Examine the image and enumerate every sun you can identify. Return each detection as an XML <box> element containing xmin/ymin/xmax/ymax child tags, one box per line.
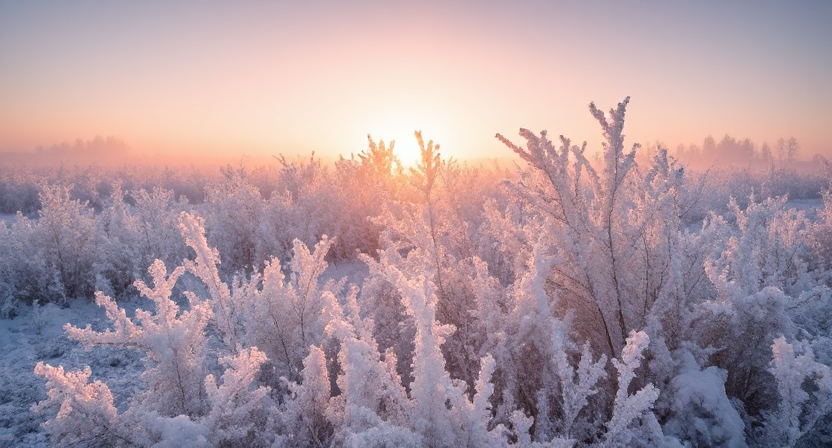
<box><xmin>368</xmin><ymin>128</ymin><xmax>452</xmax><ymax>170</ymax></box>
<box><xmin>393</xmin><ymin>133</ymin><xmax>424</xmax><ymax>168</ymax></box>
<box><xmin>368</xmin><ymin>129</ymin><xmax>422</xmax><ymax>169</ymax></box>
<box><xmin>361</xmin><ymin>105</ymin><xmax>455</xmax><ymax>168</ymax></box>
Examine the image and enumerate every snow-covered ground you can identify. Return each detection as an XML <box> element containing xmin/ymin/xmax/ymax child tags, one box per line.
<box><xmin>0</xmin><ymin>300</ymin><xmax>151</xmax><ymax>447</ymax></box>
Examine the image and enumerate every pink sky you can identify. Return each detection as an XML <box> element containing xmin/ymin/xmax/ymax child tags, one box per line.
<box><xmin>1</xmin><ymin>1</ymin><xmax>830</xmax><ymax>164</ymax></box>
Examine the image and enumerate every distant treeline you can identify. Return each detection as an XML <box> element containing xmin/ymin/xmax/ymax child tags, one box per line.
<box><xmin>668</xmin><ymin>134</ymin><xmax>817</xmax><ymax>169</ymax></box>
<box><xmin>0</xmin><ymin>136</ymin><xmax>130</xmax><ymax>166</ymax></box>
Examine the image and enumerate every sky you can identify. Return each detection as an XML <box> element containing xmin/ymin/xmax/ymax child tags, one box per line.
<box><xmin>1</xmin><ymin>1</ymin><xmax>831</xmax><ymax>164</ymax></box>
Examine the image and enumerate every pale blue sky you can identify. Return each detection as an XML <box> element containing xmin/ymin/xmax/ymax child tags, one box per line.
<box><xmin>1</xmin><ymin>1</ymin><xmax>830</xmax><ymax>162</ymax></box>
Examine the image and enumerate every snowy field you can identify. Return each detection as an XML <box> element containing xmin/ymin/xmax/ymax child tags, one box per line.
<box><xmin>1</xmin><ymin>301</ymin><xmax>143</xmax><ymax>447</ymax></box>
<box><xmin>1</xmin><ymin>186</ymin><xmax>829</xmax><ymax>447</ymax></box>
<box><xmin>2</xmin><ymin>113</ymin><xmax>832</xmax><ymax>446</ymax></box>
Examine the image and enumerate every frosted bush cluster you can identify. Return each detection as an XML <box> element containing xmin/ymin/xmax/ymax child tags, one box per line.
<box><xmin>2</xmin><ymin>98</ymin><xmax>831</xmax><ymax>446</ymax></box>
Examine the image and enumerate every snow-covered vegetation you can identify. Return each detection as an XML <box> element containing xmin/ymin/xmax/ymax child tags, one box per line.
<box><xmin>2</xmin><ymin>98</ymin><xmax>832</xmax><ymax>447</ymax></box>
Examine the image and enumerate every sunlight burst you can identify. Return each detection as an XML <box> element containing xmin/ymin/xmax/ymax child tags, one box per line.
<box><xmin>369</xmin><ymin>128</ymin><xmax>422</xmax><ymax>168</ymax></box>
<box><xmin>364</xmin><ymin>109</ymin><xmax>451</xmax><ymax>168</ymax></box>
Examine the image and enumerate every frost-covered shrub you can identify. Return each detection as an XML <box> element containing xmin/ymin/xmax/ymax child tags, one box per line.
<box><xmin>264</xmin><ymin>154</ymin><xmax>338</xmax><ymax>261</ymax></box>
<box><xmin>496</xmin><ymin>97</ymin><xmax>692</xmax><ymax>361</ymax></box>
<box><xmin>36</xmin><ymin>213</ymin><xmax>279</xmax><ymax>446</ymax></box>
<box><xmin>761</xmin><ymin>167</ymin><xmax>825</xmax><ymax>200</ymax></box>
<box><xmin>494</xmin><ymin>98</ymin><xmax>832</xmax><ymax>444</ymax></box>
<box><xmin>357</xmin><ymin>254</ymin><xmax>417</xmax><ymax>392</ymax></box>
<box><xmin>473</xmin><ymin>198</ymin><xmax>529</xmax><ymax>287</ymax></box>
<box><xmin>758</xmin><ymin>337</ymin><xmax>832</xmax><ymax>447</ymax></box>
<box><xmin>323</xmin><ymin>292</ymin><xmax>415</xmax><ymax>445</ymax></box>
<box><xmin>705</xmin><ymin>196</ymin><xmax>813</xmax><ymax>297</ymax></box>
<box><xmin>94</xmin><ymin>182</ymin><xmax>142</xmax><ymax>298</ymax></box>
<box><xmin>692</xmin><ymin>195</ymin><xmax>826</xmax><ymax>420</ymax></box>
<box><xmin>807</xmin><ymin>190</ymin><xmax>832</xmax><ymax>272</ymax></box>
<box><xmin>329</xmin><ymin>136</ymin><xmax>401</xmax><ymax>260</ymax></box>
<box><xmin>38</xmin><ymin>183</ymin><xmax>99</xmax><ymax>301</ymax></box>
<box><xmin>129</xmin><ymin>186</ymin><xmax>190</xmax><ymax>274</ymax></box>
<box><xmin>0</xmin><ymin>221</ymin><xmax>20</xmax><ymax>317</ymax></box>
<box><xmin>365</xmin><ymin>134</ymin><xmax>666</xmax><ymax>445</ymax></box>
<box><xmin>203</xmin><ymin>167</ymin><xmax>265</xmax><ymax>276</ymax></box>
<box><xmin>2</xmin><ymin>184</ymin><xmax>99</xmax><ymax>305</ymax></box>
<box><xmin>376</xmin><ymin>133</ymin><xmax>511</xmax><ymax>392</ymax></box>
<box><xmin>65</xmin><ymin>259</ymin><xmax>212</xmax><ymax>417</ymax></box>
<box><xmin>321</xmin><ymin>238</ymin><xmax>508</xmax><ymax>447</ymax></box>
<box><xmin>32</xmin><ymin>363</ymin><xmax>123</xmax><ymax>448</ymax></box>
<box><xmin>692</xmin><ymin>286</ymin><xmax>792</xmax><ymax>418</ymax></box>
<box><xmin>238</xmin><ymin>235</ymin><xmax>339</xmax><ymax>385</ymax></box>
<box><xmin>0</xmin><ymin>214</ymin><xmax>57</xmax><ymax>310</ymax></box>
<box><xmin>203</xmin><ymin>347</ymin><xmax>272</xmax><ymax>447</ymax></box>
<box><xmin>0</xmin><ymin>165</ymin><xmax>41</xmax><ymax>215</ymax></box>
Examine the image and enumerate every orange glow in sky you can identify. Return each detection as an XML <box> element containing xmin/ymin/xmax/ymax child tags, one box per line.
<box><xmin>1</xmin><ymin>1</ymin><xmax>830</xmax><ymax>163</ymax></box>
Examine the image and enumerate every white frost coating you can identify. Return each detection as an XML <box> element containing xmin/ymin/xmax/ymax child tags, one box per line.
<box><xmin>284</xmin><ymin>345</ymin><xmax>333</xmax><ymax>448</ymax></box>
<box><xmin>203</xmin><ymin>347</ymin><xmax>270</xmax><ymax>447</ymax></box>
<box><xmin>602</xmin><ymin>331</ymin><xmax>660</xmax><ymax>447</ymax></box>
<box><xmin>179</xmin><ymin>212</ymin><xmax>240</xmax><ymax>350</ymax></box>
<box><xmin>385</xmin><ymin>265</ymin><xmax>458</xmax><ymax>447</ymax></box>
<box><xmin>64</xmin><ymin>259</ymin><xmax>211</xmax><ymax>417</ymax></box>
<box><xmin>662</xmin><ymin>351</ymin><xmax>747</xmax><ymax>447</ymax></box>
<box><xmin>33</xmin><ymin>363</ymin><xmax>121</xmax><ymax>447</ymax></box>
<box><xmin>765</xmin><ymin>337</ymin><xmax>832</xmax><ymax>447</ymax></box>
<box><xmin>149</xmin><ymin>415</ymin><xmax>209</xmax><ymax>448</ymax></box>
